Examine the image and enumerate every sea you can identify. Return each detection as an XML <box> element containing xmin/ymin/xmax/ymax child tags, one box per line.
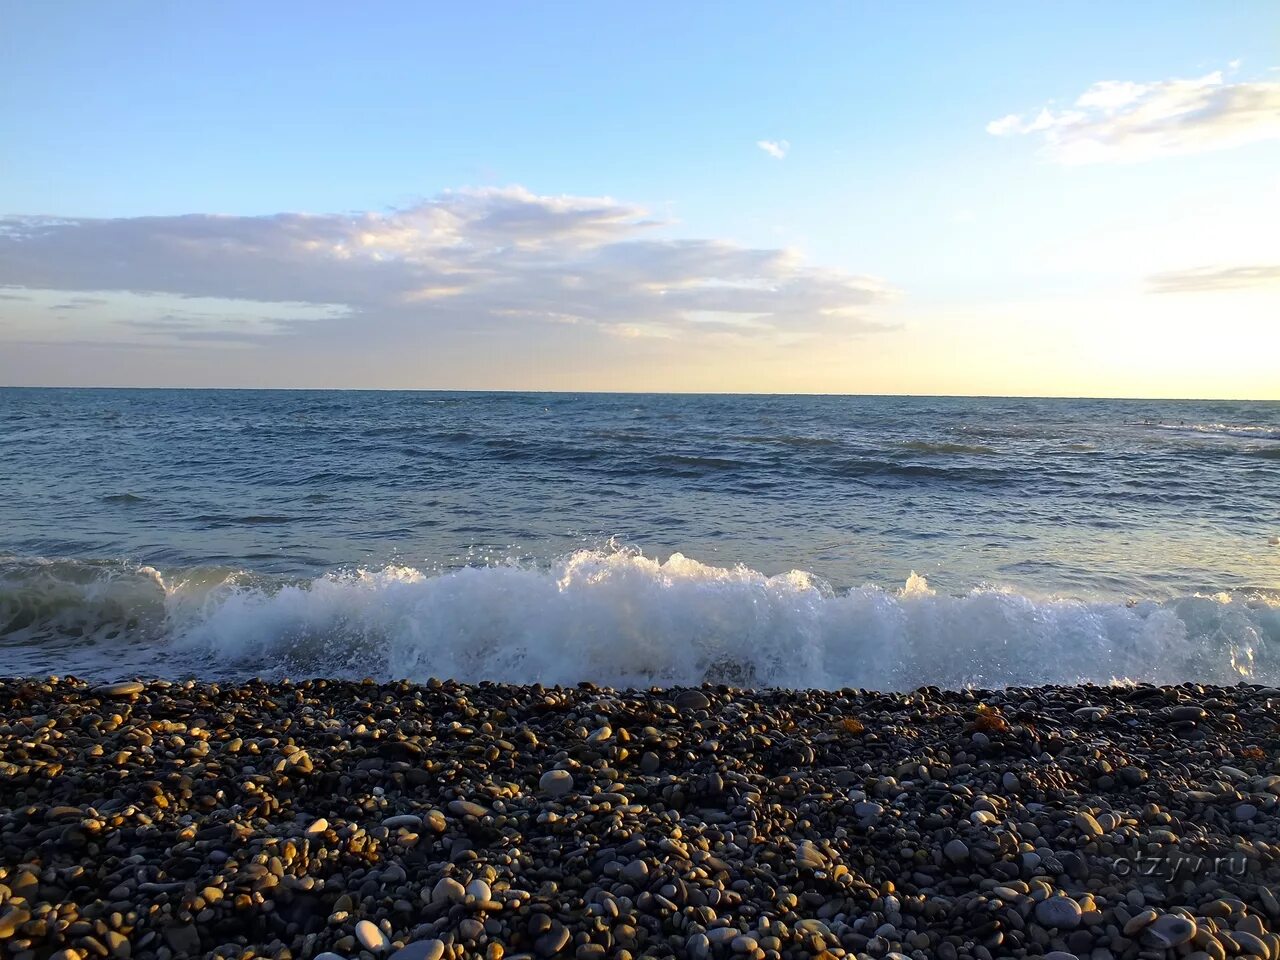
<box><xmin>2</xmin><ymin>388</ymin><xmax>1278</xmax><ymax>689</ymax></box>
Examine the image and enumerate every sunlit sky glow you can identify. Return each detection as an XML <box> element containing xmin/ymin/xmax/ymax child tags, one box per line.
<box><xmin>1</xmin><ymin>2</ymin><xmax>1278</xmax><ymax>397</ymax></box>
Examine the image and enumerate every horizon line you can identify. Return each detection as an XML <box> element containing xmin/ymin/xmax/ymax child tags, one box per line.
<box><xmin>2</xmin><ymin>384</ymin><xmax>1277</xmax><ymax>403</ymax></box>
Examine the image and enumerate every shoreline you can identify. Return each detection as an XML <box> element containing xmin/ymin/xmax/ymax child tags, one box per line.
<box><xmin>2</xmin><ymin>678</ymin><xmax>1279</xmax><ymax>960</ymax></box>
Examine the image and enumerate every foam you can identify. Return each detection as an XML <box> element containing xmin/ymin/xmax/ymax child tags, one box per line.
<box><xmin>1146</xmin><ymin>422</ymin><xmax>1280</xmax><ymax>442</ymax></box>
<box><xmin>173</xmin><ymin>550</ymin><xmax>1279</xmax><ymax>689</ymax></box>
<box><xmin>4</xmin><ymin>550</ymin><xmax>1278</xmax><ymax>688</ymax></box>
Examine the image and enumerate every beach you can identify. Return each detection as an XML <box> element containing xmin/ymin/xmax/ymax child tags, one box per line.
<box><xmin>5</xmin><ymin>4</ymin><xmax>1278</xmax><ymax>957</ymax></box>
<box><xmin>3</xmin><ymin>677</ymin><xmax>1279</xmax><ymax>960</ymax></box>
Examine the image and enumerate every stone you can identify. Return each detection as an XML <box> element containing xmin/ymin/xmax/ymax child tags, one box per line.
<box><xmin>382</xmin><ymin>814</ymin><xmax>423</xmax><ymax>829</ymax></box>
<box><xmin>535</xmin><ymin>926</ymin><xmax>571</xmax><ymax>957</ymax></box>
<box><xmin>854</xmin><ymin>800</ymin><xmax>884</xmax><ymax>821</ymax></box>
<box><xmin>1074</xmin><ymin>812</ymin><xmax>1104</xmax><ymax>838</ymax></box>
<box><xmin>0</xmin><ymin>908</ymin><xmax>31</xmax><ymax>938</ymax></box>
<box><xmin>432</xmin><ymin>877</ymin><xmax>466</xmax><ymax>904</ymax></box>
<box><xmin>795</xmin><ymin>840</ymin><xmax>828</xmax><ymax>870</ymax></box>
<box><xmin>674</xmin><ymin>690</ymin><xmax>711</xmax><ymax>710</ymax></box>
<box><xmin>8</xmin><ymin>674</ymin><xmax>1280</xmax><ymax>960</ymax></box>
<box><xmin>356</xmin><ymin>920</ymin><xmax>389</xmax><ymax>953</ymax></box>
<box><xmin>539</xmin><ymin>769</ymin><xmax>574</xmax><ymax>797</ymax></box>
<box><xmin>1141</xmin><ymin>916</ymin><xmax>1196</xmax><ymax>949</ymax></box>
<box><xmin>944</xmin><ymin>838</ymin><xmax>969</xmax><ymax>862</ymax></box>
<box><xmin>621</xmin><ymin>859</ymin><xmax>650</xmax><ymax>884</ymax></box>
<box><xmin>163</xmin><ymin>925</ymin><xmax>201</xmax><ymax>955</ymax></box>
<box><xmin>93</xmin><ymin>681</ymin><xmax>144</xmax><ymax>697</ymax></box>
<box><xmin>1226</xmin><ymin>930</ymin><xmax>1268</xmax><ymax>958</ymax></box>
<box><xmin>1123</xmin><ymin>909</ymin><xmax>1156</xmax><ymax>935</ymax></box>
<box><xmin>1035</xmin><ymin>897</ymin><xmax>1083</xmax><ymax>930</ymax></box>
<box><xmin>103</xmin><ymin>931</ymin><xmax>130</xmax><ymax>959</ymax></box>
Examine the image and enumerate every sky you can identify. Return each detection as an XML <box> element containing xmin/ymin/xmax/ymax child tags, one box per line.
<box><xmin>1</xmin><ymin>2</ymin><xmax>1278</xmax><ymax>397</ymax></box>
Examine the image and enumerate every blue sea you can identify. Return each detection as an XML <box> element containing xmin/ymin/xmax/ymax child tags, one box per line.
<box><xmin>2</xmin><ymin>388</ymin><xmax>1278</xmax><ymax>688</ymax></box>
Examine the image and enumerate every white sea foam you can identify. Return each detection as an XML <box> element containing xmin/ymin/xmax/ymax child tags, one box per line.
<box><xmin>1146</xmin><ymin>422</ymin><xmax>1280</xmax><ymax>442</ymax></box>
<box><xmin>4</xmin><ymin>550</ymin><xmax>1278</xmax><ymax>688</ymax></box>
<box><xmin>167</xmin><ymin>550</ymin><xmax>1280</xmax><ymax>689</ymax></box>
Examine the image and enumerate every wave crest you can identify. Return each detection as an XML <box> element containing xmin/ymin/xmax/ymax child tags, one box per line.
<box><xmin>6</xmin><ymin>550</ymin><xmax>1276</xmax><ymax>689</ymax></box>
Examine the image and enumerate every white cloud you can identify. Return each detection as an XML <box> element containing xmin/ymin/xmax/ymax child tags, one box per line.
<box><xmin>756</xmin><ymin>139</ymin><xmax>790</xmax><ymax>159</ymax></box>
<box><xmin>0</xmin><ymin>186</ymin><xmax>893</xmax><ymax>367</ymax></box>
<box><xmin>984</xmin><ymin>114</ymin><xmax>1024</xmax><ymax>137</ymax></box>
<box><xmin>987</xmin><ymin>68</ymin><xmax>1280</xmax><ymax>163</ymax></box>
<box><xmin>1147</xmin><ymin>264</ymin><xmax>1280</xmax><ymax>294</ymax></box>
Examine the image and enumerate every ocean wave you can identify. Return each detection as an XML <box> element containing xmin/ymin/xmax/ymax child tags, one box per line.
<box><xmin>2</xmin><ymin>551</ymin><xmax>1278</xmax><ymax>689</ymax></box>
<box><xmin>898</xmin><ymin>440</ymin><xmax>997</xmax><ymax>456</ymax></box>
<box><xmin>1144</xmin><ymin>422</ymin><xmax>1280</xmax><ymax>442</ymax></box>
<box><xmin>731</xmin><ymin>434</ymin><xmax>842</xmax><ymax>448</ymax></box>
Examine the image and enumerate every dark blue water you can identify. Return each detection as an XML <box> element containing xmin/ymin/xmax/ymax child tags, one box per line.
<box><xmin>1</xmin><ymin>388</ymin><xmax>1278</xmax><ymax>686</ymax></box>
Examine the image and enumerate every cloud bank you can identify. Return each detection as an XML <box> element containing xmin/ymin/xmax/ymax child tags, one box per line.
<box><xmin>987</xmin><ymin>69</ymin><xmax>1280</xmax><ymax>163</ymax></box>
<box><xmin>0</xmin><ymin>187</ymin><xmax>890</xmax><ymax>346</ymax></box>
<box><xmin>1147</xmin><ymin>264</ymin><xmax>1280</xmax><ymax>294</ymax></box>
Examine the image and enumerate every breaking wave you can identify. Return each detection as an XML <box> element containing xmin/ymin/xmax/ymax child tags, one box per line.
<box><xmin>2</xmin><ymin>551</ymin><xmax>1279</xmax><ymax>689</ymax></box>
<box><xmin>1145</xmin><ymin>422</ymin><xmax>1280</xmax><ymax>442</ymax></box>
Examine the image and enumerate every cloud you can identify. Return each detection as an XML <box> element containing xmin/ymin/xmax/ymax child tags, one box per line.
<box><xmin>1147</xmin><ymin>264</ymin><xmax>1280</xmax><ymax>294</ymax></box>
<box><xmin>756</xmin><ymin>139</ymin><xmax>790</xmax><ymax>159</ymax></box>
<box><xmin>52</xmin><ymin>296</ymin><xmax>110</xmax><ymax>311</ymax></box>
<box><xmin>0</xmin><ymin>187</ymin><xmax>893</xmax><ymax>369</ymax></box>
<box><xmin>987</xmin><ymin>69</ymin><xmax>1280</xmax><ymax>163</ymax></box>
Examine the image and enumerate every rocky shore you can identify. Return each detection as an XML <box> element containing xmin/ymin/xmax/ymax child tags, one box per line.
<box><xmin>2</xmin><ymin>678</ymin><xmax>1280</xmax><ymax>960</ymax></box>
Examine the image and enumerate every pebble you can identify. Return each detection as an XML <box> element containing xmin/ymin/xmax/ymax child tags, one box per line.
<box><xmin>943</xmin><ymin>838</ymin><xmax>969</xmax><ymax>862</ymax></box>
<box><xmin>674</xmin><ymin>689</ymin><xmax>711</xmax><ymax>710</ymax></box>
<box><xmin>1143</xmin><ymin>914</ymin><xmax>1197</xmax><ymax>947</ymax></box>
<box><xmin>382</xmin><ymin>814</ymin><xmax>422</xmax><ymax>829</ymax></box>
<box><xmin>795</xmin><ymin>839</ymin><xmax>828</xmax><ymax>870</ymax></box>
<box><xmin>432</xmin><ymin>877</ymin><xmax>466</xmax><ymax>904</ymax></box>
<box><xmin>356</xmin><ymin>920</ymin><xmax>389</xmax><ymax>953</ymax></box>
<box><xmin>1074</xmin><ymin>811</ymin><xmax>1104</xmax><ymax>837</ymax></box>
<box><xmin>447</xmin><ymin>799</ymin><xmax>489</xmax><ymax>818</ymax></box>
<box><xmin>1036</xmin><ymin>896</ymin><xmax>1084</xmax><ymax>930</ymax></box>
<box><xmin>620</xmin><ymin>859</ymin><xmax>649</xmax><ymax>884</ymax></box>
<box><xmin>4</xmin><ymin>677</ymin><xmax>1280</xmax><ymax>960</ymax></box>
<box><xmin>539</xmin><ymin>768</ymin><xmax>574</xmax><ymax>796</ymax></box>
<box><xmin>92</xmin><ymin>680</ymin><xmax>144</xmax><ymax>697</ymax></box>
<box><xmin>535</xmin><ymin>926</ymin><xmax>571</xmax><ymax>957</ymax></box>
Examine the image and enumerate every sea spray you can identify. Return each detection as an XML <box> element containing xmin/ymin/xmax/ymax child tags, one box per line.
<box><xmin>4</xmin><ymin>550</ymin><xmax>1276</xmax><ymax>687</ymax></box>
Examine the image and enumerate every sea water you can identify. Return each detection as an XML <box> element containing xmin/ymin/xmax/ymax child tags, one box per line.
<box><xmin>1</xmin><ymin>388</ymin><xmax>1277</xmax><ymax>687</ymax></box>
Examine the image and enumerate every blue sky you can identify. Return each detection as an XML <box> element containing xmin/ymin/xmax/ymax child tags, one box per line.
<box><xmin>2</xmin><ymin>1</ymin><xmax>1278</xmax><ymax>396</ymax></box>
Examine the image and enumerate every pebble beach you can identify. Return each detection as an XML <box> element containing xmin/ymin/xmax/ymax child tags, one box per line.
<box><xmin>3</xmin><ymin>679</ymin><xmax>1280</xmax><ymax>960</ymax></box>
